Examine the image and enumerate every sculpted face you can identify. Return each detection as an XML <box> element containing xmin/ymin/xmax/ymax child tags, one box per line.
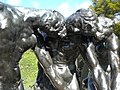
<box><xmin>95</xmin><ymin>16</ymin><xmax>113</xmax><ymax>40</ymax></box>
<box><xmin>78</xmin><ymin>9</ymin><xmax>98</xmax><ymax>35</ymax></box>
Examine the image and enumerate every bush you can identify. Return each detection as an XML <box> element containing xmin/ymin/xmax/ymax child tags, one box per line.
<box><xmin>114</xmin><ymin>22</ymin><xmax>120</xmax><ymax>39</ymax></box>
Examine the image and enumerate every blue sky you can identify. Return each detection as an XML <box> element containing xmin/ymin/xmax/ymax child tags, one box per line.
<box><xmin>0</xmin><ymin>0</ymin><xmax>92</xmax><ymax>17</ymax></box>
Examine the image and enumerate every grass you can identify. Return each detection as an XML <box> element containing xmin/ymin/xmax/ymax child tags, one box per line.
<box><xmin>20</xmin><ymin>49</ymin><xmax>38</xmax><ymax>90</ymax></box>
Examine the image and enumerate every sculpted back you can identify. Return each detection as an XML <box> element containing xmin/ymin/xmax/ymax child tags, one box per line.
<box><xmin>0</xmin><ymin>2</ymin><xmax>36</xmax><ymax>89</ymax></box>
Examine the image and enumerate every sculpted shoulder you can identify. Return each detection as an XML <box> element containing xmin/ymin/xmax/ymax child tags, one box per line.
<box><xmin>22</xmin><ymin>8</ymin><xmax>66</xmax><ymax>38</ymax></box>
<box><xmin>0</xmin><ymin>2</ymin><xmax>24</xmax><ymax>29</ymax></box>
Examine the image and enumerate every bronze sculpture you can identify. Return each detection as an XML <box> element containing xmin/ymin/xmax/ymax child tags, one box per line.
<box><xmin>23</xmin><ymin>8</ymin><xmax>120</xmax><ymax>90</ymax></box>
<box><xmin>0</xmin><ymin>2</ymin><xmax>80</xmax><ymax>90</ymax></box>
<box><xmin>66</xmin><ymin>8</ymin><xmax>120</xmax><ymax>90</ymax></box>
<box><xmin>22</xmin><ymin>8</ymin><xmax>80</xmax><ymax>90</ymax></box>
<box><xmin>0</xmin><ymin>1</ymin><xmax>120</xmax><ymax>90</ymax></box>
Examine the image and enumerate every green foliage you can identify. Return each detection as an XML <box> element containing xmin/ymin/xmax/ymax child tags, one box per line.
<box><xmin>90</xmin><ymin>0</ymin><xmax>120</xmax><ymax>39</ymax></box>
<box><xmin>114</xmin><ymin>22</ymin><xmax>120</xmax><ymax>39</ymax></box>
<box><xmin>20</xmin><ymin>49</ymin><xmax>38</xmax><ymax>90</ymax></box>
<box><xmin>90</xmin><ymin>0</ymin><xmax>120</xmax><ymax>18</ymax></box>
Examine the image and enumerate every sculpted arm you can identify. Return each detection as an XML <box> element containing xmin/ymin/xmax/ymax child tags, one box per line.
<box><xmin>107</xmin><ymin>33</ymin><xmax>120</xmax><ymax>70</ymax></box>
<box><xmin>33</xmin><ymin>46</ymin><xmax>69</xmax><ymax>90</ymax></box>
<box><xmin>106</xmin><ymin>33</ymin><xmax>120</xmax><ymax>90</ymax></box>
<box><xmin>85</xmin><ymin>42</ymin><xmax>109</xmax><ymax>89</ymax></box>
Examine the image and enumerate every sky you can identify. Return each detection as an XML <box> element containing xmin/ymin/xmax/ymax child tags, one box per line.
<box><xmin>0</xmin><ymin>0</ymin><xmax>92</xmax><ymax>17</ymax></box>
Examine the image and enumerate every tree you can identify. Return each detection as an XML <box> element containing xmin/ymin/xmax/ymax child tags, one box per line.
<box><xmin>90</xmin><ymin>0</ymin><xmax>120</xmax><ymax>18</ymax></box>
<box><xmin>90</xmin><ymin>0</ymin><xmax>120</xmax><ymax>39</ymax></box>
<box><xmin>114</xmin><ymin>22</ymin><xmax>120</xmax><ymax>39</ymax></box>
